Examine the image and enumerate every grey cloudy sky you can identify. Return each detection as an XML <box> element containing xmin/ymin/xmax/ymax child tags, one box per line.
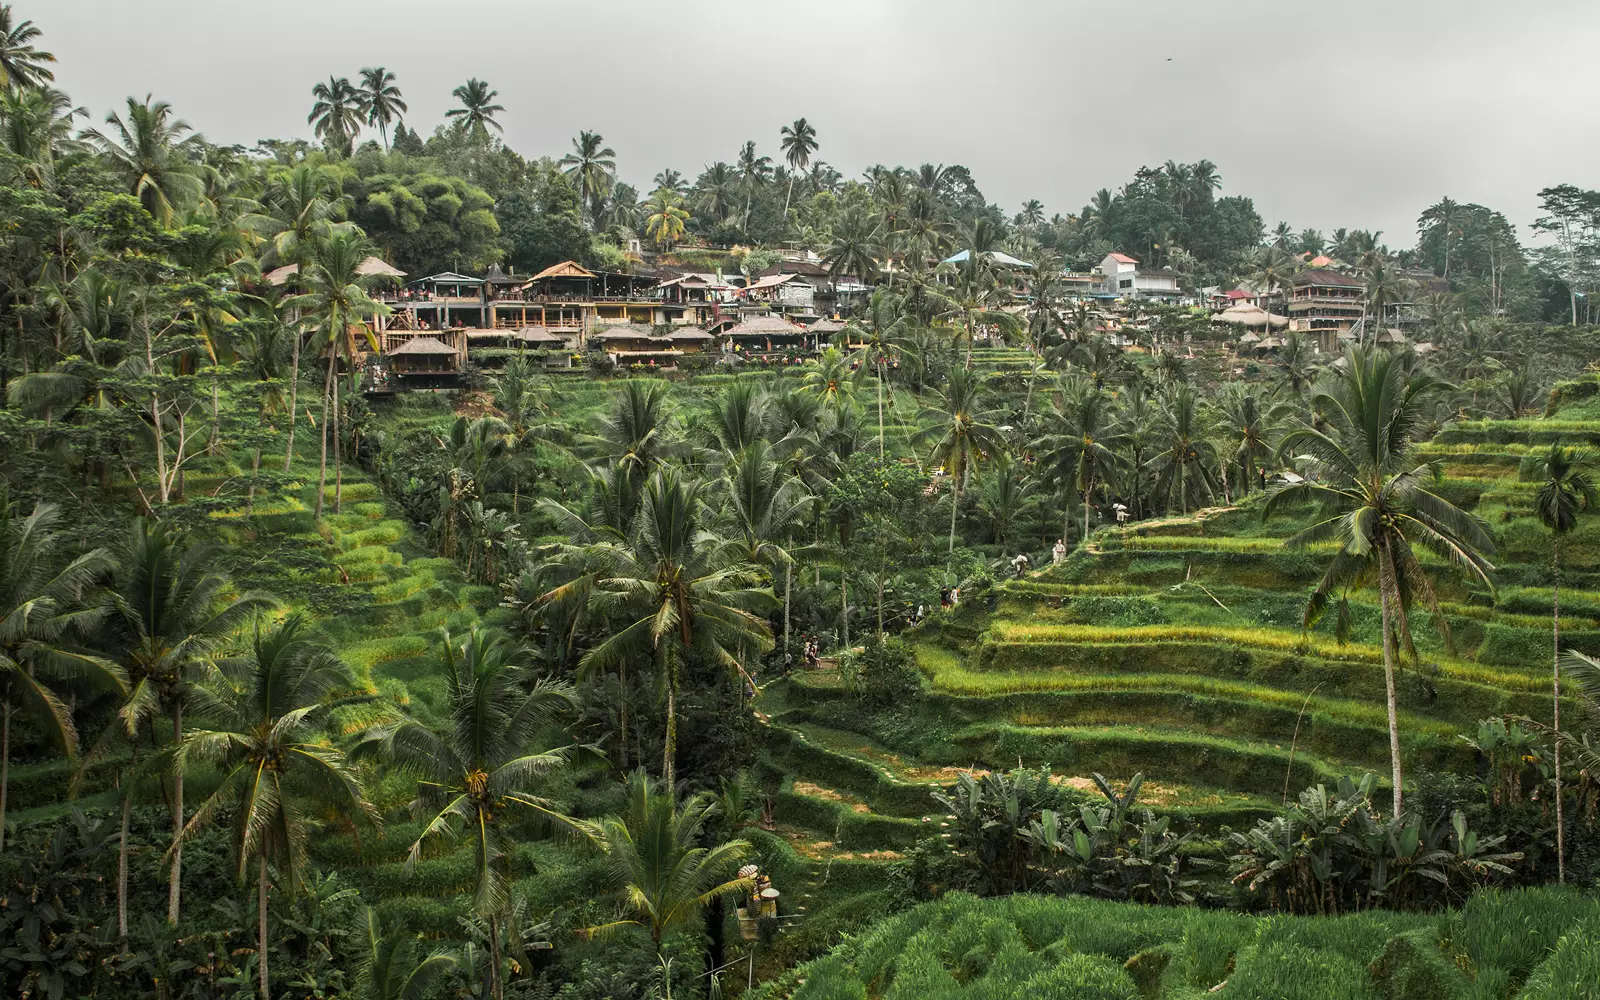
<box><xmin>33</xmin><ymin>0</ymin><xmax>1600</xmax><ymax>248</ymax></box>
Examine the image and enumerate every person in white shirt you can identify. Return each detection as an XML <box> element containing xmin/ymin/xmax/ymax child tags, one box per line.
<box><xmin>1052</xmin><ymin>539</ymin><xmax>1067</xmax><ymax>564</ymax></box>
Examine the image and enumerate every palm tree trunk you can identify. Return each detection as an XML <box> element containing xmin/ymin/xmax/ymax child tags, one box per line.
<box><xmin>783</xmin><ymin>548</ymin><xmax>792</xmax><ymax>657</ymax></box>
<box><xmin>258</xmin><ymin>855</ymin><xmax>270</xmax><ymax>1000</ymax></box>
<box><xmin>168</xmin><ymin>700</ymin><xmax>183</xmax><ymax>925</ymax></box>
<box><xmin>1553</xmin><ymin>541</ymin><xmax>1566</xmax><ymax>883</ymax></box>
<box><xmin>1082</xmin><ymin>470</ymin><xmax>1095</xmax><ymax>545</ymax></box>
<box><xmin>618</xmin><ymin>660</ymin><xmax>629</xmax><ymax>772</ymax></box>
<box><xmin>118</xmin><ymin>760</ymin><xmax>132</xmax><ymax>938</ymax></box>
<box><xmin>315</xmin><ymin>351</ymin><xmax>334</xmax><ymax>519</ymax></box>
<box><xmin>1377</xmin><ymin>546</ymin><xmax>1405</xmax><ymax>817</ymax></box>
<box><xmin>663</xmin><ymin>664</ymin><xmax>677</xmax><ymax>790</ymax></box>
<box><xmin>488</xmin><ymin>913</ymin><xmax>503</xmax><ymax>1000</ymax></box>
<box><xmin>333</xmin><ymin>369</ymin><xmax>343</xmax><ymax>514</ymax></box>
<box><xmin>0</xmin><ymin>700</ymin><xmax>9</xmax><ymax>853</ymax></box>
<box><xmin>284</xmin><ymin>330</ymin><xmax>301</xmax><ymax>472</ymax></box>
<box><xmin>877</xmin><ymin>364</ymin><xmax>886</xmax><ymax>459</ymax></box>
<box><xmin>840</xmin><ymin>569</ymin><xmax>849</xmax><ymax>651</ymax></box>
<box><xmin>249</xmin><ymin>445</ymin><xmax>261</xmax><ymax>506</ymax></box>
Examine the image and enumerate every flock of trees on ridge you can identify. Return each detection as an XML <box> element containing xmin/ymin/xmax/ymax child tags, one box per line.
<box><xmin>3</xmin><ymin>5</ymin><xmax>1600</xmax><ymax>999</ymax></box>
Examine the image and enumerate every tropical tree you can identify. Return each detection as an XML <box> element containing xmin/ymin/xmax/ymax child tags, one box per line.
<box><xmin>643</xmin><ymin>187</ymin><xmax>690</xmax><ymax>249</ymax></box>
<box><xmin>0</xmin><ymin>85</ymin><xmax>84</xmax><ymax>186</ymax></box>
<box><xmin>1532</xmin><ymin>445</ymin><xmax>1596</xmax><ymax>883</ymax></box>
<box><xmin>1217</xmin><ymin>386</ymin><xmax>1289</xmax><ymax>497</ymax></box>
<box><xmin>845</xmin><ymin>288</ymin><xmax>907</xmax><ymax>456</ymax></box>
<box><xmin>1417</xmin><ymin>196</ymin><xmax>1462</xmax><ymax>279</ymax></box>
<box><xmin>0</xmin><ymin>497</ymin><xmax>121</xmax><ymax>852</ymax></box>
<box><xmin>287</xmin><ymin>228</ymin><xmax>388</xmax><ymax>517</ymax></box>
<box><xmin>308</xmin><ymin>76</ymin><xmax>362</xmax><ymax>156</ymax></box>
<box><xmin>0</xmin><ymin>4</ymin><xmax>54</xmax><ymax>89</ymax></box>
<box><xmin>361</xmin><ymin>628</ymin><xmax>582</xmax><ymax>1000</ymax></box>
<box><xmin>1249</xmin><ymin>244</ymin><xmax>1300</xmax><ymax>316</ymax></box>
<box><xmin>175</xmin><ymin>613</ymin><xmax>375</xmax><ymax>1000</ymax></box>
<box><xmin>588</xmin><ymin>770</ymin><xmax>753</xmax><ymax>957</ymax></box>
<box><xmin>695</xmin><ymin>161</ymin><xmax>738</xmax><ymax>224</ymax></box>
<box><xmin>447</xmin><ymin>78</ymin><xmax>505</xmax><ymax>134</ymax></box>
<box><xmin>778</xmin><ymin>117</ymin><xmax>817</xmax><ymax>217</ymax></box>
<box><xmin>581</xmin><ymin>470</ymin><xmax>773</xmax><ymax>788</ymax></box>
<box><xmin>1267</xmin><ymin>347</ymin><xmax>1495</xmax><ymax>816</ymax></box>
<box><xmin>799</xmin><ymin>346</ymin><xmax>857</xmax><ymax>415</ymax></box>
<box><xmin>736</xmin><ymin>140</ymin><xmax>771</xmax><ymax>231</ymax></box>
<box><xmin>1147</xmin><ymin>385</ymin><xmax>1219</xmax><ymax>514</ymax></box>
<box><xmin>358</xmin><ymin>67</ymin><xmax>407</xmax><ymax>149</ymax></box>
<box><xmin>718</xmin><ymin>441</ymin><xmax>813</xmax><ymax>654</ymax></box>
<box><xmin>915</xmin><ymin>365</ymin><xmax>1004</xmax><ymax>564</ymax></box>
<box><xmin>824</xmin><ymin>207</ymin><xmax>883</xmax><ymax>286</ymax></box>
<box><xmin>106</xmin><ymin>517</ymin><xmax>273</xmax><ymax>925</ymax></box>
<box><xmin>83</xmin><ymin>95</ymin><xmax>206</xmax><ymax>225</ymax></box>
<box><xmin>357</xmin><ymin>908</ymin><xmax>458</xmax><ymax>1000</ymax></box>
<box><xmin>1032</xmin><ymin>377</ymin><xmax>1129</xmax><ymax>546</ymax></box>
<box><xmin>559</xmin><ymin>131</ymin><xmax>617</xmax><ymax>226</ymax></box>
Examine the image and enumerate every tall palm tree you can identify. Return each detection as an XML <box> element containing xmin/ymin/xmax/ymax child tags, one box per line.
<box><xmin>718</xmin><ymin>441</ymin><xmax>812</xmax><ymax>661</ymax></box>
<box><xmin>1033</xmin><ymin>377</ymin><xmax>1129</xmax><ymax>547</ymax></box>
<box><xmin>589</xmin><ymin>771</ymin><xmax>753</xmax><ymax>957</ymax></box>
<box><xmin>107</xmin><ymin>517</ymin><xmax>273</xmax><ymax>924</ymax></box>
<box><xmin>447</xmin><ymin>78</ymin><xmax>505</xmax><ymax>134</ymax></box>
<box><xmin>1249</xmin><ymin>244</ymin><xmax>1299</xmax><ymax>317</ymax></box>
<box><xmin>1217</xmin><ymin>386</ymin><xmax>1289</xmax><ymax>497</ymax></box>
<box><xmin>1148</xmin><ymin>385</ymin><xmax>1220</xmax><ymax>514</ymax></box>
<box><xmin>799</xmin><ymin>346</ymin><xmax>857</xmax><ymax>414</ymax></box>
<box><xmin>1533</xmin><ymin>445</ymin><xmax>1596</xmax><ymax>883</ymax></box>
<box><xmin>83</xmin><ymin>95</ymin><xmax>206</xmax><ymax>226</ymax></box>
<box><xmin>824</xmin><ymin>207</ymin><xmax>883</xmax><ymax>286</ymax></box>
<box><xmin>845</xmin><ymin>289</ymin><xmax>907</xmax><ymax>457</ymax></box>
<box><xmin>652</xmin><ymin>168</ymin><xmax>686</xmax><ymax>196</ymax></box>
<box><xmin>915</xmin><ymin>366</ymin><xmax>1005</xmax><ymax>564</ymax></box>
<box><xmin>559</xmin><ymin>131</ymin><xmax>617</xmax><ymax>227</ymax></box>
<box><xmin>0</xmin><ymin>86</ymin><xmax>85</xmax><ymax>187</ymax></box>
<box><xmin>0</xmin><ymin>4</ymin><xmax>54</xmax><ymax>89</ymax></box>
<box><xmin>286</xmin><ymin>229</ymin><xmax>388</xmax><ymax>518</ymax></box>
<box><xmin>308</xmin><ymin>76</ymin><xmax>362</xmax><ymax>156</ymax></box>
<box><xmin>644</xmin><ymin>187</ymin><xmax>690</xmax><ymax>249</ymax></box>
<box><xmin>778</xmin><ymin>118</ymin><xmax>818</xmax><ymax>218</ymax></box>
<box><xmin>696</xmin><ymin>161</ymin><xmax>738</xmax><ymax>224</ymax></box>
<box><xmin>175</xmin><ymin>613</ymin><xmax>374</xmax><ymax>1000</ymax></box>
<box><xmin>361</xmin><ymin>627</ymin><xmax>582</xmax><ymax>1000</ymax></box>
<box><xmin>595</xmin><ymin>379</ymin><xmax>671</xmax><ymax>490</ymax></box>
<box><xmin>582</xmin><ymin>470</ymin><xmax>773</xmax><ymax>788</ymax></box>
<box><xmin>0</xmin><ymin>497</ymin><xmax>121</xmax><ymax>852</ymax></box>
<box><xmin>1273</xmin><ymin>330</ymin><xmax>1318</xmax><ymax>399</ymax></box>
<box><xmin>735</xmin><ymin>140</ymin><xmax>771</xmax><ymax>231</ymax></box>
<box><xmin>358</xmin><ymin>67</ymin><xmax>407</xmax><ymax>149</ymax></box>
<box><xmin>1417</xmin><ymin>196</ymin><xmax>1462</xmax><ymax>279</ymax></box>
<box><xmin>1363</xmin><ymin>259</ymin><xmax>1413</xmax><ymax>342</ymax></box>
<box><xmin>1267</xmin><ymin>347</ymin><xmax>1495</xmax><ymax>816</ymax></box>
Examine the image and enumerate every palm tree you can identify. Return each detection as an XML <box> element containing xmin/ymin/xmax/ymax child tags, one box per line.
<box><xmin>652</xmin><ymin>168</ymin><xmax>686</xmax><ymax>196</ymax></box>
<box><xmin>1418</xmin><ymin>196</ymin><xmax>1462</xmax><ymax>279</ymax></box>
<box><xmin>824</xmin><ymin>207</ymin><xmax>883</xmax><ymax>286</ymax></box>
<box><xmin>778</xmin><ymin>118</ymin><xmax>818</xmax><ymax>218</ymax></box>
<box><xmin>643</xmin><ymin>187</ymin><xmax>690</xmax><ymax>249</ymax></box>
<box><xmin>799</xmin><ymin>347</ymin><xmax>857</xmax><ymax>413</ymax></box>
<box><xmin>718</xmin><ymin>441</ymin><xmax>813</xmax><ymax>661</ymax></box>
<box><xmin>0</xmin><ymin>497</ymin><xmax>121</xmax><ymax>852</ymax></box>
<box><xmin>447</xmin><ymin>78</ymin><xmax>505</xmax><ymax>134</ymax></box>
<box><xmin>107</xmin><ymin>517</ymin><xmax>273</xmax><ymax>925</ymax></box>
<box><xmin>1217</xmin><ymin>386</ymin><xmax>1289</xmax><ymax>497</ymax></box>
<box><xmin>175</xmin><ymin>613</ymin><xmax>375</xmax><ymax>1000</ymax></box>
<box><xmin>1362</xmin><ymin>258</ymin><xmax>1412</xmax><ymax>341</ymax></box>
<box><xmin>1249</xmin><ymin>244</ymin><xmax>1300</xmax><ymax>317</ymax></box>
<box><xmin>845</xmin><ymin>289</ymin><xmax>907</xmax><ymax>456</ymax></box>
<box><xmin>559</xmin><ymin>131</ymin><xmax>617</xmax><ymax>227</ymax></box>
<box><xmin>1273</xmin><ymin>330</ymin><xmax>1318</xmax><ymax>399</ymax></box>
<box><xmin>0</xmin><ymin>86</ymin><xmax>85</xmax><ymax>187</ymax></box>
<box><xmin>595</xmin><ymin>379</ymin><xmax>671</xmax><ymax>490</ymax></box>
<box><xmin>582</xmin><ymin>470</ymin><xmax>772</xmax><ymax>788</ymax></box>
<box><xmin>1148</xmin><ymin>385</ymin><xmax>1220</xmax><ymax>515</ymax></box>
<box><xmin>735</xmin><ymin>140</ymin><xmax>771</xmax><ymax>231</ymax></box>
<box><xmin>695</xmin><ymin>162</ymin><xmax>738</xmax><ymax>224</ymax></box>
<box><xmin>1533</xmin><ymin>445</ymin><xmax>1596</xmax><ymax>883</ymax></box>
<box><xmin>286</xmin><ymin>229</ymin><xmax>388</xmax><ymax>518</ymax></box>
<box><xmin>589</xmin><ymin>770</ymin><xmax>753</xmax><ymax>957</ymax></box>
<box><xmin>362</xmin><ymin>627</ymin><xmax>582</xmax><ymax>1000</ymax></box>
<box><xmin>0</xmin><ymin>4</ymin><xmax>54</xmax><ymax>89</ymax></box>
<box><xmin>1032</xmin><ymin>377</ymin><xmax>1129</xmax><ymax>547</ymax></box>
<box><xmin>358</xmin><ymin>67</ymin><xmax>407</xmax><ymax>149</ymax></box>
<box><xmin>1267</xmin><ymin>347</ymin><xmax>1495</xmax><ymax>816</ymax></box>
<box><xmin>916</xmin><ymin>366</ymin><xmax>1005</xmax><ymax>565</ymax></box>
<box><xmin>83</xmin><ymin>95</ymin><xmax>206</xmax><ymax>226</ymax></box>
<box><xmin>308</xmin><ymin>76</ymin><xmax>362</xmax><ymax>156</ymax></box>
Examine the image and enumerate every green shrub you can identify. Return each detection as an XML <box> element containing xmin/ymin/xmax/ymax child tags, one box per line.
<box><xmin>1514</xmin><ymin>916</ymin><xmax>1600</xmax><ymax>999</ymax></box>
<box><xmin>1223</xmin><ymin>940</ymin><xmax>1371</xmax><ymax>1000</ymax></box>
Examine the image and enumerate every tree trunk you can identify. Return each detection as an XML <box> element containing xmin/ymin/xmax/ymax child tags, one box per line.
<box><xmin>1377</xmin><ymin>546</ymin><xmax>1405</xmax><ymax>817</ymax></box>
<box><xmin>947</xmin><ymin>478</ymin><xmax>961</xmax><ymax>564</ymax></box>
<box><xmin>314</xmin><ymin>353</ymin><xmax>334</xmax><ymax>519</ymax></box>
<box><xmin>877</xmin><ymin>365</ymin><xmax>886</xmax><ymax>459</ymax></box>
<box><xmin>1553</xmin><ymin>541</ymin><xmax>1566</xmax><ymax>883</ymax></box>
<box><xmin>119</xmin><ymin>768</ymin><xmax>132</xmax><ymax>938</ymax></box>
<box><xmin>1082</xmin><ymin>470</ymin><xmax>1095</xmax><ymax>545</ymax></box>
<box><xmin>488</xmin><ymin>913</ymin><xmax>503</xmax><ymax>1000</ymax></box>
<box><xmin>333</xmin><ymin>368</ymin><xmax>344</xmax><ymax>514</ymax></box>
<box><xmin>840</xmin><ymin>568</ymin><xmax>849</xmax><ymax>651</ymax></box>
<box><xmin>783</xmin><ymin>546</ymin><xmax>792</xmax><ymax>657</ymax></box>
<box><xmin>618</xmin><ymin>659</ymin><xmax>629</xmax><ymax>772</ymax></box>
<box><xmin>168</xmin><ymin>701</ymin><xmax>183</xmax><ymax>926</ymax></box>
<box><xmin>249</xmin><ymin>446</ymin><xmax>261</xmax><ymax>505</ymax></box>
<box><xmin>284</xmin><ymin>331</ymin><xmax>301</xmax><ymax>472</ymax></box>
<box><xmin>0</xmin><ymin>700</ymin><xmax>9</xmax><ymax>853</ymax></box>
<box><xmin>258</xmin><ymin>855</ymin><xmax>270</xmax><ymax>1000</ymax></box>
<box><xmin>663</xmin><ymin>656</ymin><xmax>677</xmax><ymax>789</ymax></box>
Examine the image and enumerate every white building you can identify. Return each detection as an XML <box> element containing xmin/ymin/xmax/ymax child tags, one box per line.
<box><xmin>1098</xmin><ymin>253</ymin><xmax>1185</xmax><ymax>299</ymax></box>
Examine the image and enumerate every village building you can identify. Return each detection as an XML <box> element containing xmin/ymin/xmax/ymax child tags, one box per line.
<box><xmin>1288</xmin><ymin>268</ymin><xmax>1366</xmax><ymax>348</ymax></box>
<box><xmin>1098</xmin><ymin>253</ymin><xmax>1185</xmax><ymax>300</ymax></box>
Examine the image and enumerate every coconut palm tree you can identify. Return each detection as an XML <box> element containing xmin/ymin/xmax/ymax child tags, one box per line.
<box><xmin>643</xmin><ymin>187</ymin><xmax>690</xmax><ymax>249</ymax></box>
<box><xmin>695</xmin><ymin>161</ymin><xmax>738</xmax><ymax>224</ymax></box>
<box><xmin>447</xmin><ymin>78</ymin><xmax>504</xmax><ymax>134</ymax></box>
<box><xmin>1267</xmin><ymin>346</ymin><xmax>1495</xmax><ymax>816</ymax></box>
<box><xmin>559</xmin><ymin>131</ymin><xmax>617</xmax><ymax>227</ymax></box>
<box><xmin>361</xmin><ymin>627</ymin><xmax>582</xmax><ymax>1000</ymax></box>
<box><xmin>845</xmin><ymin>289</ymin><xmax>908</xmax><ymax>457</ymax></box>
<box><xmin>1217</xmin><ymin>386</ymin><xmax>1290</xmax><ymax>497</ymax></box>
<box><xmin>735</xmin><ymin>140</ymin><xmax>772</xmax><ymax>231</ymax></box>
<box><xmin>1532</xmin><ymin>445</ymin><xmax>1596</xmax><ymax>883</ymax></box>
<box><xmin>717</xmin><ymin>441</ymin><xmax>812</xmax><ymax>660</ymax></box>
<box><xmin>0</xmin><ymin>4</ymin><xmax>54</xmax><ymax>89</ymax></box>
<box><xmin>1417</xmin><ymin>196</ymin><xmax>1462</xmax><ymax>279</ymax></box>
<box><xmin>1273</xmin><ymin>330</ymin><xmax>1318</xmax><ymax>400</ymax></box>
<box><xmin>1032</xmin><ymin>377</ymin><xmax>1130</xmax><ymax>547</ymax></box>
<box><xmin>1148</xmin><ymin>385</ymin><xmax>1220</xmax><ymax>514</ymax></box>
<box><xmin>1248</xmin><ymin>244</ymin><xmax>1299</xmax><ymax>317</ymax></box>
<box><xmin>778</xmin><ymin>118</ymin><xmax>818</xmax><ymax>218</ymax></box>
<box><xmin>358</xmin><ymin>67</ymin><xmax>406</xmax><ymax>149</ymax></box>
<box><xmin>83</xmin><ymin>95</ymin><xmax>206</xmax><ymax>226</ymax></box>
<box><xmin>286</xmin><ymin>228</ymin><xmax>388</xmax><ymax>518</ymax></box>
<box><xmin>1362</xmin><ymin>258</ymin><xmax>1412</xmax><ymax>340</ymax></box>
<box><xmin>107</xmin><ymin>517</ymin><xmax>273</xmax><ymax>924</ymax></box>
<box><xmin>824</xmin><ymin>207</ymin><xmax>883</xmax><ymax>286</ymax></box>
<box><xmin>652</xmin><ymin>168</ymin><xmax>686</xmax><ymax>196</ymax></box>
<box><xmin>0</xmin><ymin>85</ymin><xmax>85</xmax><ymax>187</ymax></box>
<box><xmin>175</xmin><ymin>613</ymin><xmax>375</xmax><ymax>1000</ymax></box>
<box><xmin>799</xmin><ymin>347</ymin><xmax>857</xmax><ymax>414</ymax></box>
<box><xmin>588</xmin><ymin>770</ymin><xmax>753</xmax><ymax>957</ymax></box>
<box><xmin>0</xmin><ymin>497</ymin><xmax>121</xmax><ymax>852</ymax></box>
<box><xmin>307</xmin><ymin>76</ymin><xmax>362</xmax><ymax>156</ymax></box>
<box><xmin>916</xmin><ymin>365</ymin><xmax>1005</xmax><ymax>564</ymax></box>
<box><xmin>582</xmin><ymin>470</ymin><xmax>772</xmax><ymax>788</ymax></box>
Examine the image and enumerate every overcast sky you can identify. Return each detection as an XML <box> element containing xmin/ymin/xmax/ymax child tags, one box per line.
<box><xmin>32</xmin><ymin>0</ymin><xmax>1599</xmax><ymax>248</ymax></box>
